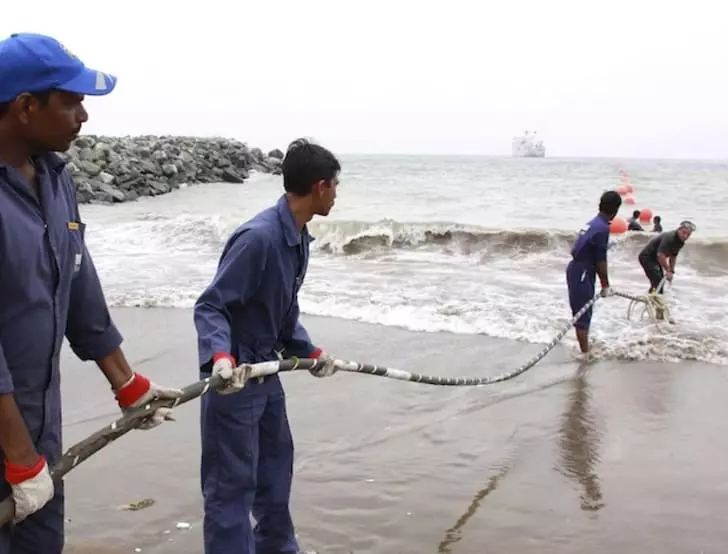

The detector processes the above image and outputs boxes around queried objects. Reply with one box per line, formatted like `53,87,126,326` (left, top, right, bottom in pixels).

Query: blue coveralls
0,154,122,554
194,194,319,554
565,213,610,330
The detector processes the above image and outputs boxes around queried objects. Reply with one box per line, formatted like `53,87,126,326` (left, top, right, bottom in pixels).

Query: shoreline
96,306,728,369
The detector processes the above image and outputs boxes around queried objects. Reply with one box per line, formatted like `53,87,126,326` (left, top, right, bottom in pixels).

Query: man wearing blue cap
0,33,183,554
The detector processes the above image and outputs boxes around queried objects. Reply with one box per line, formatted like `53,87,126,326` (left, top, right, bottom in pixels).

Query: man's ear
314,179,328,195
11,93,40,125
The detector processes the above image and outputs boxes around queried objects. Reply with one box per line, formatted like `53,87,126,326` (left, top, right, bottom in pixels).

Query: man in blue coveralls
0,33,183,554
566,190,622,354
194,138,340,554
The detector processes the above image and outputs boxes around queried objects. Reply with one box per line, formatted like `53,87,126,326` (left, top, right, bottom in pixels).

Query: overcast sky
3,1,726,158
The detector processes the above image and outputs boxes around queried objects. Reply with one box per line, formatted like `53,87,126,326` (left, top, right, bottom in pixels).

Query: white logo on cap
94,71,107,91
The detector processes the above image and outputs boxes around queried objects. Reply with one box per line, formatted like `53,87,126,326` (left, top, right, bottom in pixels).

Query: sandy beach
54,307,728,553
1,10,726,553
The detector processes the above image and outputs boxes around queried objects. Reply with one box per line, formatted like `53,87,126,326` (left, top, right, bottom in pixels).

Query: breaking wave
309,219,728,271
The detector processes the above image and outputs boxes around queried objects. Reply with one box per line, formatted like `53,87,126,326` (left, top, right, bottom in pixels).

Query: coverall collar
0,151,67,180
275,193,314,247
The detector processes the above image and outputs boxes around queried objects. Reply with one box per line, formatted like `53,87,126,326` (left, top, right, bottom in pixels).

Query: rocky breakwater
60,135,285,204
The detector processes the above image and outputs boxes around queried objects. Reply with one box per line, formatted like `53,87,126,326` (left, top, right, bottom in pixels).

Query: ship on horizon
512,130,545,158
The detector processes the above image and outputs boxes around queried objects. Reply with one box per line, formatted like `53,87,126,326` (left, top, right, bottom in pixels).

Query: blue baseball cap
0,33,117,103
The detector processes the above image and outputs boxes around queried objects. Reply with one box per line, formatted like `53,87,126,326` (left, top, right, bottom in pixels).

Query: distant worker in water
637,220,696,319
627,210,644,231
566,191,622,354
652,215,663,233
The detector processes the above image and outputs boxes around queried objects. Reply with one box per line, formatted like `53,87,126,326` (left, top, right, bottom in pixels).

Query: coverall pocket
66,221,86,275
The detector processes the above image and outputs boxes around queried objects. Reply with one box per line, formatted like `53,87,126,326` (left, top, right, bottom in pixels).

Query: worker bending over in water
565,191,622,353
637,220,696,319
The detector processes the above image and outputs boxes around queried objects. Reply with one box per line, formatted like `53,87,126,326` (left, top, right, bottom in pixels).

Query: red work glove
114,372,183,429
4,456,54,523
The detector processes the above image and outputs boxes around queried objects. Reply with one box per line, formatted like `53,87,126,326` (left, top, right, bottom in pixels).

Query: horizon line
72,134,728,163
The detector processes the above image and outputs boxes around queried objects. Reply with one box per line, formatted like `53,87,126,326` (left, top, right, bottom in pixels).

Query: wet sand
60,308,728,553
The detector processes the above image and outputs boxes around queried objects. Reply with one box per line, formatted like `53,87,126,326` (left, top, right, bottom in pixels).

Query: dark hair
632,210,640,218
599,190,622,217
0,90,54,120
281,138,341,196
654,215,661,222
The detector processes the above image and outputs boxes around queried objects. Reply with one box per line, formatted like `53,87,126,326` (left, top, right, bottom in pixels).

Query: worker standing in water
565,191,622,354
652,216,663,232
627,210,644,231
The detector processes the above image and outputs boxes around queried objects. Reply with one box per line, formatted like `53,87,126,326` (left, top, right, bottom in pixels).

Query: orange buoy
623,194,635,205
638,208,653,223
609,216,628,234
624,184,634,193
616,185,628,195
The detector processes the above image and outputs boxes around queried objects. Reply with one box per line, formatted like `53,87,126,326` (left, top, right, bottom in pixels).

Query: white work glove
309,351,337,378
115,372,183,430
5,456,54,523
600,286,614,298
212,353,246,394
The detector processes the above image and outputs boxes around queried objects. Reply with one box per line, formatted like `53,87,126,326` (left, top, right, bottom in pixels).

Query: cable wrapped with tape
0,295,603,525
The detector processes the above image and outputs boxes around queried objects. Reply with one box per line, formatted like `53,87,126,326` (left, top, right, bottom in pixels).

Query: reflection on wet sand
436,463,511,554
556,362,605,512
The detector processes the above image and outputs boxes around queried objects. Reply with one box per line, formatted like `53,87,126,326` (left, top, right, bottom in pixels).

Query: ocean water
80,155,728,366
